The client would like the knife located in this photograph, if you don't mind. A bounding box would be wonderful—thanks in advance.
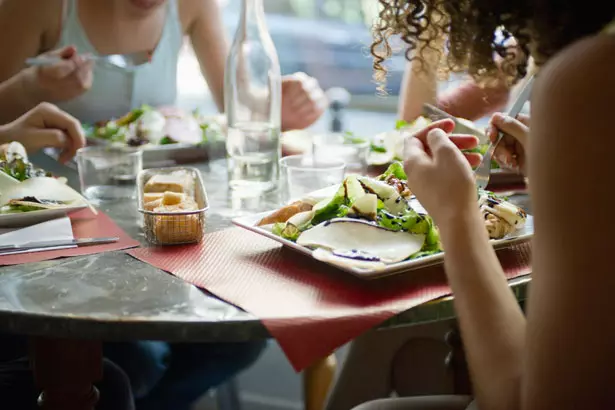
[0,237,120,254]
[422,103,487,140]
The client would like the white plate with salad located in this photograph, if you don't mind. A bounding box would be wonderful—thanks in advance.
[0,142,88,227]
[84,105,225,148]
[233,162,532,279]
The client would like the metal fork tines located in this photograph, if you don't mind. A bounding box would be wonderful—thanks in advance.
[474,74,535,190]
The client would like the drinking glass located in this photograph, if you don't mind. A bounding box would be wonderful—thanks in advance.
[76,147,142,200]
[280,155,345,203]
[312,133,369,174]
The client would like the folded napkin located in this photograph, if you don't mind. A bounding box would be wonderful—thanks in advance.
[0,209,139,266]
[0,216,74,255]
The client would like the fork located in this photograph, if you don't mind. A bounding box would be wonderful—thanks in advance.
[26,50,152,70]
[474,74,535,190]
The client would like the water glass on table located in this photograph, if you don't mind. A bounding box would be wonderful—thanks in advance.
[312,133,369,175]
[76,147,143,200]
[280,155,345,204]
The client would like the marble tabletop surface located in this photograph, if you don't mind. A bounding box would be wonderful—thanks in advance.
[0,153,532,342]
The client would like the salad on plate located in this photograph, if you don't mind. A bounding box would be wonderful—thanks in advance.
[0,142,85,215]
[254,162,527,271]
[85,105,225,147]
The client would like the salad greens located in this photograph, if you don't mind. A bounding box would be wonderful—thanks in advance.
[86,105,224,147]
[0,153,49,182]
[272,162,443,261]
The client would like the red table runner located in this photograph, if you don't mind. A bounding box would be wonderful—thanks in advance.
[128,227,531,371]
[0,209,139,266]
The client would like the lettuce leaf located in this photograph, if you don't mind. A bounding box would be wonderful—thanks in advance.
[377,161,407,181]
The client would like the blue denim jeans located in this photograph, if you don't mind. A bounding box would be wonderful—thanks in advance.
[104,340,266,410]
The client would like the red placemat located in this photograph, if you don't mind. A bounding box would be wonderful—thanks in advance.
[0,209,139,266]
[128,228,531,371]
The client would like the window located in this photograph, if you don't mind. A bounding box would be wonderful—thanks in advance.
[221,0,405,97]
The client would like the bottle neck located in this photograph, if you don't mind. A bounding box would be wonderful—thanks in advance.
[240,0,266,31]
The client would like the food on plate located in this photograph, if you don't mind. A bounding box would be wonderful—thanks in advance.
[86,105,225,147]
[144,171,194,195]
[258,162,527,269]
[0,141,52,182]
[479,191,527,238]
[140,170,205,244]
[256,200,313,226]
[367,117,433,166]
[296,218,425,264]
[0,177,86,214]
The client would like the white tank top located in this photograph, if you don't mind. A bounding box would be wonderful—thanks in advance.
[54,0,183,124]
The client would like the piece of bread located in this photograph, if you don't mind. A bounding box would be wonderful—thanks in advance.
[256,200,313,226]
[143,193,164,203]
[144,172,193,194]
[161,191,184,206]
[153,214,203,244]
[484,212,514,239]
[143,198,162,211]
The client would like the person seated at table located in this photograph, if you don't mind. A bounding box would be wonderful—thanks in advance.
[0,0,327,130]
[353,0,615,409]
[397,27,526,123]
[0,104,131,409]
[0,1,283,407]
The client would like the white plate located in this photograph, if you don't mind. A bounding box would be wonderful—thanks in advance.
[233,211,533,279]
[0,205,88,228]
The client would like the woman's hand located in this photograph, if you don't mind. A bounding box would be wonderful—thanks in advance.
[281,72,327,131]
[22,45,93,104]
[404,119,481,226]
[0,102,86,163]
[486,112,529,174]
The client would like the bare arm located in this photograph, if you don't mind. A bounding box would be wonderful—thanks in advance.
[523,36,615,410]
[185,0,227,112]
[438,35,615,410]
[399,47,510,123]
[0,0,57,122]
[397,44,441,123]
[437,80,509,121]
[439,211,526,410]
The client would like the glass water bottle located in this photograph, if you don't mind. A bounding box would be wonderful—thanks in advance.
[225,0,282,194]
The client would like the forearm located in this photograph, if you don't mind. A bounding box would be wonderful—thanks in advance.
[440,212,525,410]
[0,70,38,123]
[398,44,441,122]
[438,80,510,121]
[190,3,227,113]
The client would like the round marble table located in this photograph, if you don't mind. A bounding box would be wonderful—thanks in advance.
[0,156,532,409]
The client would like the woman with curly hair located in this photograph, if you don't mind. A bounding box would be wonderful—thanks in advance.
[354,1,615,410]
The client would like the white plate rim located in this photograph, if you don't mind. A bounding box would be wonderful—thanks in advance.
[232,211,533,280]
[0,204,88,227]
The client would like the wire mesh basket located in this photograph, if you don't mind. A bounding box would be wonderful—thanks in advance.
[137,167,209,245]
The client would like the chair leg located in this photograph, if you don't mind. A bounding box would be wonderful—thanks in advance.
[216,379,242,410]
[303,354,338,410]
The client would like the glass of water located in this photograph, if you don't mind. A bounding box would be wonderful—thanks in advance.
[76,146,143,201]
[280,155,346,203]
[312,133,370,174]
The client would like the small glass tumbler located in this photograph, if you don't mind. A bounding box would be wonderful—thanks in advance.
[279,155,345,204]
[312,133,369,174]
[76,146,143,201]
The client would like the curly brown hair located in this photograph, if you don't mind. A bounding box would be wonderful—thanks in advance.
[371,0,615,91]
